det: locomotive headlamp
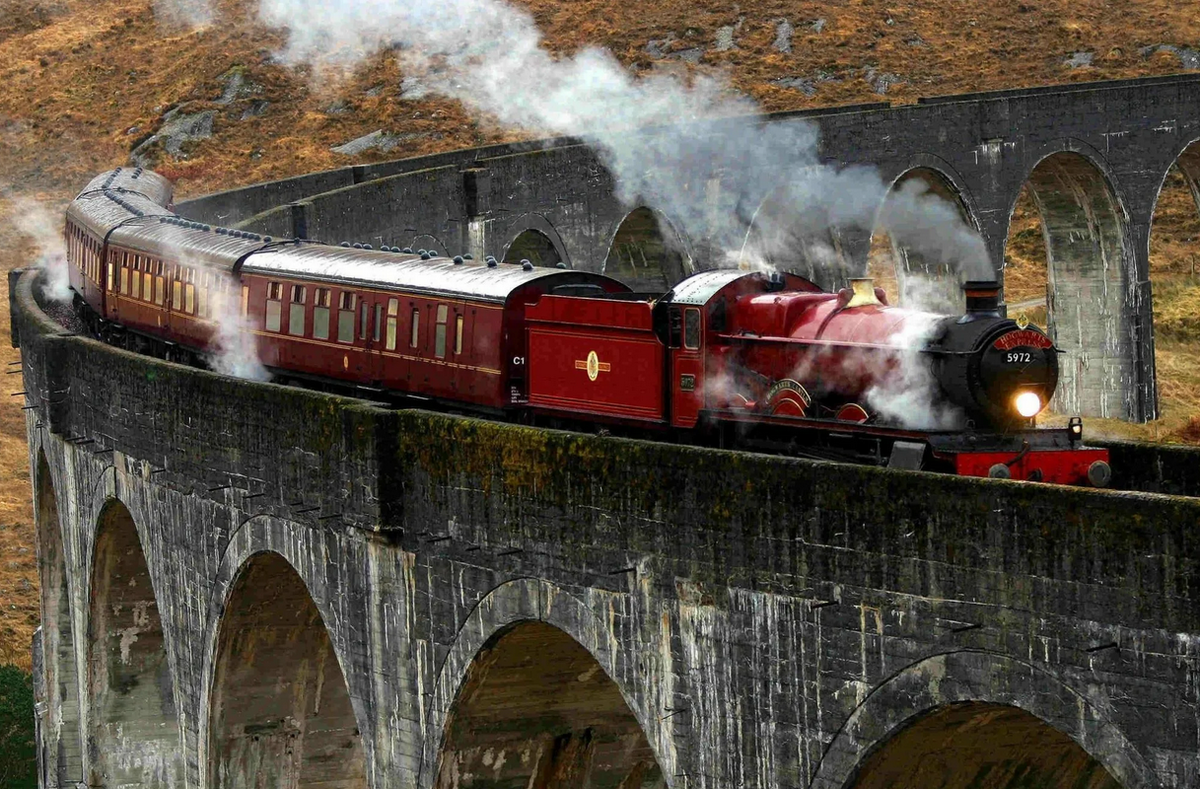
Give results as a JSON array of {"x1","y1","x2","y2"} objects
[{"x1": 1015, "y1": 391, "x2": 1042, "y2": 418}]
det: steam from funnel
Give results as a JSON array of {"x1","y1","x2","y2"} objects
[{"x1": 5, "y1": 194, "x2": 72, "y2": 302}]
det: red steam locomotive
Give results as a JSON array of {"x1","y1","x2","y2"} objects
[{"x1": 61, "y1": 168, "x2": 1111, "y2": 486}]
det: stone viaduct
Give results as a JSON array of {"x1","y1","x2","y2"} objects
[
  {"x1": 13, "y1": 74, "x2": 1200, "y2": 789},
  {"x1": 180, "y1": 72, "x2": 1200, "y2": 424}
]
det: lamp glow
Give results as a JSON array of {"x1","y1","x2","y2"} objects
[{"x1": 1015, "y1": 392, "x2": 1042, "y2": 418}]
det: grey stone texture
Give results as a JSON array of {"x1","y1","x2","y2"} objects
[{"x1": 11, "y1": 256, "x2": 1200, "y2": 788}]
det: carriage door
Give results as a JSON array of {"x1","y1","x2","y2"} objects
[{"x1": 670, "y1": 306, "x2": 705, "y2": 428}]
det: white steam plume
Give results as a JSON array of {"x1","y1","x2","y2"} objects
[
  {"x1": 206, "y1": 276, "x2": 270, "y2": 381},
  {"x1": 5, "y1": 194, "x2": 71, "y2": 302},
  {"x1": 859, "y1": 313, "x2": 964, "y2": 431},
  {"x1": 246, "y1": 0, "x2": 991, "y2": 284},
  {"x1": 152, "y1": 0, "x2": 212, "y2": 29}
]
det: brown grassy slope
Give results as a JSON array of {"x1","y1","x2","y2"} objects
[{"x1": 1, "y1": 0, "x2": 1200, "y2": 663}]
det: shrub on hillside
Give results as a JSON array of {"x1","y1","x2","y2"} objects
[{"x1": 0, "y1": 664, "x2": 35, "y2": 789}]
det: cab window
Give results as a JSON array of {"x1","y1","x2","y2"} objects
[{"x1": 684, "y1": 308, "x2": 701, "y2": 350}]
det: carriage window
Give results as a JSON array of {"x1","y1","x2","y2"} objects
[
  {"x1": 265, "y1": 281, "x2": 283, "y2": 333},
  {"x1": 288, "y1": 284, "x2": 306, "y2": 336},
  {"x1": 684, "y1": 308, "x2": 701, "y2": 350},
  {"x1": 185, "y1": 282, "x2": 195, "y2": 314},
  {"x1": 337, "y1": 292, "x2": 356, "y2": 343},
  {"x1": 239, "y1": 284, "x2": 248, "y2": 319},
  {"x1": 385, "y1": 298, "x2": 399, "y2": 351},
  {"x1": 172, "y1": 277, "x2": 183, "y2": 311},
  {"x1": 374, "y1": 304, "x2": 382, "y2": 343},
  {"x1": 359, "y1": 302, "x2": 369, "y2": 340},
  {"x1": 434, "y1": 304, "x2": 448, "y2": 359},
  {"x1": 313, "y1": 288, "x2": 332, "y2": 340},
  {"x1": 454, "y1": 314, "x2": 464, "y2": 355},
  {"x1": 154, "y1": 262, "x2": 165, "y2": 306},
  {"x1": 410, "y1": 308, "x2": 420, "y2": 348},
  {"x1": 120, "y1": 260, "x2": 129, "y2": 294},
  {"x1": 106, "y1": 259, "x2": 115, "y2": 291}
]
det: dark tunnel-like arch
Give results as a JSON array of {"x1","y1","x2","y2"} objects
[
  {"x1": 503, "y1": 228, "x2": 564, "y2": 268},
  {"x1": 434, "y1": 620, "x2": 665, "y2": 788},
  {"x1": 1005, "y1": 150, "x2": 1131, "y2": 419},
  {"x1": 86, "y1": 499, "x2": 181, "y2": 786},
  {"x1": 1146, "y1": 139, "x2": 1200, "y2": 432},
  {"x1": 603, "y1": 207, "x2": 691, "y2": 293},
  {"x1": 846, "y1": 702, "x2": 1122, "y2": 789},
  {"x1": 207, "y1": 551, "x2": 365, "y2": 788},
  {"x1": 35, "y1": 451, "x2": 82, "y2": 785},
  {"x1": 868, "y1": 167, "x2": 977, "y2": 314}
]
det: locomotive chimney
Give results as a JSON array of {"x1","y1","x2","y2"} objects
[
  {"x1": 845, "y1": 277, "x2": 882, "y2": 308},
  {"x1": 961, "y1": 280, "x2": 1001, "y2": 321}
]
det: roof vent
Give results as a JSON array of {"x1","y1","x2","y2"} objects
[
  {"x1": 417, "y1": 248, "x2": 427, "y2": 255},
  {"x1": 522, "y1": 261, "x2": 534, "y2": 271},
  {"x1": 421, "y1": 252, "x2": 432, "y2": 260},
  {"x1": 340, "y1": 241, "x2": 350, "y2": 248},
  {"x1": 556, "y1": 262, "x2": 567, "y2": 269},
  {"x1": 263, "y1": 236, "x2": 272, "y2": 243},
  {"x1": 487, "y1": 258, "x2": 498, "y2": 268},
  {"x1": 463, "y1": 253, "x2": 473, "y2": 260},
  {"x1": 361, "y1": 244, "x2": 371, "y2": 250},
  {"x1": 429, "y1": 250, "x2": 439, "y2": 257},
  {"x1": 453, "y1": 255, "x2": 464, "y2": 265},
  {"x1": 402, "y1": 247, "x2": 413, "y2": 254}
]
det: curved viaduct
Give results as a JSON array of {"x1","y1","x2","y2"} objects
[
  {"x1": 11, "y1": 245, "x2": 1200, "y2": 789},
  {"x1": 179, "y1": 73, "x2": 1200, "y2": 423}
]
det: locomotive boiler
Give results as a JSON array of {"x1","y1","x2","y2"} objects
[{"x1": 60, "y1": 167, "x2": 1111, "y2": 487}]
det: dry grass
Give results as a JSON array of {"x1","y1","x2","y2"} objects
[{"x1": 0, "y1": 0, "x2": 1199, "y2": 662}]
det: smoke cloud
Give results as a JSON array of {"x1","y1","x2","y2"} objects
[
  {"x1": 152, "y1": 0, "x2": 212, "y2": 29},
  {"x1": 5, "y1": 194, "x2": 71, "y2": 302},
  {"x1": 205, "y1": 278, "x2": 270, "y2": 381}
]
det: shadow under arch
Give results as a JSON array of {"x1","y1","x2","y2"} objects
[
  {"x1": 809, "y1": 651, "x2": 1151, "y2": 789},
  {"x1": 35, "y1": 449, "x2": 83, "y2": 786},
  {"x1": 206, "y1": 549, "x2": 366, "y2": 788},
  {"x1": 603, "y1": 206, "x2": 693, "y2": 292},
  {"x1": 423, "y1": 578, "x2": 668, "y2": 789},
  {"x1": 1004, "y1": 145, "x2": 1133, "y2": 419},
  {"x1": 868, "y1": 165, "x2": 980, "y2": 314},
  {"x1": 86, "y1": 498, "x2": 182, "y2": 787},
  {"x1": 501, "y1": 213, "x2": 570, "y2": 268}
]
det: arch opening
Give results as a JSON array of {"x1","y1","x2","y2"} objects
[
  {"x1": 846, "y1": 702, "x2": 1122, "y2": 789},
  {"x1": 867, "y1": 168, "x2": 975, "y2": 314},
  {"x1": 435, "y1": 620, "x2": 664, "y2": 789},
  {"x1": 603, "y1": 207, "x2": 691, "y2": 293},
  {"x1": 207, "y1": 552, "x2": 365, "y2": 788},
  {"x1": 1147, "y1": 144, "x2": 1200, "y2": 441},
  {"x1": 1005, "y1": 151, "x2": 1130, "y2": 419},
  {"x1": 86, "y1": 500, "x2": 181, "y2": 786},
  {"x1": 503, "y1": 228, "x2": 563, "y2": 268},
  {"x1": 740, "y1": 178, "x2": 855, "y2": 292},
  {"x1": 35, "y1": 451, "x2": 82, "y2": 785}
]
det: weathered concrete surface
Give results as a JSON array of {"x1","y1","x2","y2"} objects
[
  {"x1": 177, "y1": 73, "x2": 1200, "y2": 422},
  {"x1": 12, "y1": 262, "x2": 1200, "y2": 789}
]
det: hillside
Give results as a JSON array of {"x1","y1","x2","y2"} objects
[{"x1": 2, "y1": 0, "x2": 1200, "y2": 666}]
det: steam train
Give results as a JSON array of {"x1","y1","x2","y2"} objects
[{"x1": 60, "y1": 168, "x2": 1111, "y2": 486}]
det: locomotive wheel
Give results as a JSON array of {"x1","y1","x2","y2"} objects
[
  {"x1": 987, "y1": 463, "x2": 1011, "y2": 479},
  {"x1": 1087, "y1": 460, "x2": 1112, "y2": 488}
]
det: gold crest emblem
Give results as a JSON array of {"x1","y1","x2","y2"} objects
[
  {"x1": 1016, "y1": 313, "x2": 1029, "y2": 330},
  {"x1": 575, "y1": 350, "x2": 612, "y2": 382}
]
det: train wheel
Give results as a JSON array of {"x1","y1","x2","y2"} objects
[
  {"x1": 987, "y1": 463, "x2": 1011, "y2": 479},
  {"x1": 1087, "y1": 460, "x2": 1112, "y2": 488}
]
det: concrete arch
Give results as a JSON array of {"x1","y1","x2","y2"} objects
[
  {"x1": 421, "y1": 578, "x2": 668, "y2": 789},
  {"x1": 200, "y1": 519, "x2": 369, "y2": 789},
  {"x1": 1004, "y1": 144, "x2": 1135, "y2": 419},
  {"x1": 810, "y1": 650, "x2": 1153, "y2": 789},
  {"x1": 501, "y1": 213, "x2": 571, "y2": 268},
  {"x1": 602, "y1": 206, "x2": 694, "y2": 292},
  {"x1": 868, "y1": 162, "x2": 983, "y2": 314},
  {"x1": 86, "y1": 498, "x2": 182, "y2": 787},
  {"x1": 34, "y1": 448, "x2": 83, "y2": 787}
]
